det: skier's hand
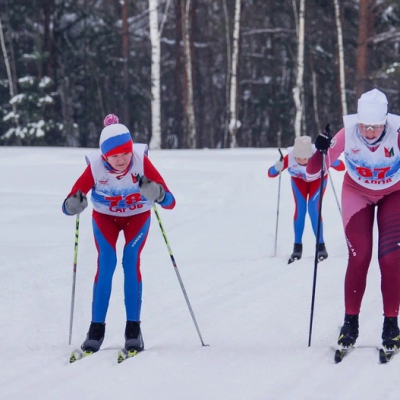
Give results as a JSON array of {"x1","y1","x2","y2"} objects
[
  {"x1": 139, "y1": 176, "x2": 165, "y2": 203},
  {"x1": 315, "y1": 124, "x2": 333, "y2": 154},
  {"x1": 64, "y1": 190, "x2": 88, "y2": 215},
  {"x1": 274, "y1": 160, "x2": 284, "y2": 172}
]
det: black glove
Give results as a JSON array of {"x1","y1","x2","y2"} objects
[
  {"x1": 64, "y1": 190, "x2": 88, "y2": 215},
  {"x1": 139, "y1": 176, "x2": 165, "y2": 203},
  {"x1": 315, "y1": 124, "x2": 333, "y2": 154}
]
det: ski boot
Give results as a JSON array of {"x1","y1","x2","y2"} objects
[
  {"x1": 337, "y1": 314, "x2": 359, "y2": 347},
  {"x1": 288, "y1": 243, "x2": 302, "y2": 264},
  {"x1": 125, "y1": 321, "x2": 144, "y2": 352},
  {"x1": 317, "y1": 243, "x2": 328, "y2": 261},
  {"x1": 118, "y1": 321, "x2": 144, "y2": 363},
  {"x1": 81, "y1": 322, "x2": 105, "y2": 353},
  {"x1": 382, "y1": 317, "x2": 400, "y2": 349},
  {"x1": 380, "y1": 317, "x2": 400, "y2": 362}
]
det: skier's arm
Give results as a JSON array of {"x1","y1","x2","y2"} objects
[
  {"x1": 268, "y1": 155, "x2": 289, "y2": 177},
  {"x1": 331, "y1": 159, "x2": 346, "y2": 171},
  {"x1": 143, "y1": 156, "x2": 176, "y2": 209},
  {"x1": 306, "y1": 128, "x2": 345, "y2": 180},
  {"x1": 62, "y1": 166, "x2": 94, "y2": 215}
]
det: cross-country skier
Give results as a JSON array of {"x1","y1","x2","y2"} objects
[
  {"x1": 307, "y1": 88, "x2": 400, "y2": 352},
  {"x1": 62, "y1": 114, "x2": 175, "y2": 354},
  {"x1": 268, "y1": 136, "x2": 345, "y2": 263}
]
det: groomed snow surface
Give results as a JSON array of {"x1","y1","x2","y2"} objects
[{"x1": 1, "y1": 147, "x2": 397, "y2": 400}]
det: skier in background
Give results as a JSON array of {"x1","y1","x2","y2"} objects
[
  {"x1": 307, "y1": 88, "x2": 400, "y2": 353},
  {"x1": 268, "y1": 135, "x2": 345, "y2": 263},
  {"x1": 62, "y1": 114, "x2": 175, "y2": 354}
]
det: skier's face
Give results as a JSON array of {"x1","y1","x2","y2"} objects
[
  {"x1": 295, "y1": 157, "x2": 308, "y2": 166},
  {"x1": 358, "y1": 123, "x2": 385, "y2": 140},
  {"x1": 106, "y1": 152, "x2": 132, "y2": 171}
]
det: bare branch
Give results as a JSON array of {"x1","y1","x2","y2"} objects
[{"x1": 368, "y1": 29, "x2": 400, "y2": 44}]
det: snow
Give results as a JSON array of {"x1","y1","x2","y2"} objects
[{"x1": 0, "y1": 146, "x2": 397, "y2": 400}]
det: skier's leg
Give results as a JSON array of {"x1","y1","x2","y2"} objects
[
  {"x1": 307, "y1": 176, "x2": 328, "y2": 244},
  {"x1": 291, "y1": 177, "x2": 308, "y2": 244},
  {"x1": 82, "y1": 211, "x2": 120, "y2": 351},
  {"x1": 91, "y1": 211, "x2": 120, "y2": 322},
  {"x1": 121, "y1": 211, "x2": 151, "y2": 322},
  {"x1": 341, "y1": 183, "x2": 375, "y2": 315},
  {"x1": 121, "y1": 211, "x2": 151, "y2": 351},
  {"x1": 376, "y1": 189, "x2": 400, "y2": 318},
  {"x1": 336, "y1": 182, "x2": 374, "y2": 346}
]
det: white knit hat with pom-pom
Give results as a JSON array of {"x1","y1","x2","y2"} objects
[{"x1": 99, "y1": 114, "x2": 133, "y2": 157}]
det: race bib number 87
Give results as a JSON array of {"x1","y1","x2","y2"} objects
[{"x1": 355, "y1": 166, "x2": 390, "y2": 179}]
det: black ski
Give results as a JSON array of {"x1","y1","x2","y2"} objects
[
  {"x1": 117, "y1": 348, "x2": 141, "y2": 363},
  {"x1": 70, "y1": 345, "x2": 125, "y2": 363},
  {"x1": 288, "y1": 256, "x2": 326, "y2": 265},
  {"x1": 334, "y1": 345, "x2": 353, "y2": 363},
  {"x1": 69, "y1": 349, "x2": 94, "y2": 363},
  {"x1": 379, "y1": 347, "x2": 397, "y2": 363}
]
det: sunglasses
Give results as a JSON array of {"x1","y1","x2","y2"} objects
[{"x1": 359, "y1": 123, "x2": 385, "y2": 131}]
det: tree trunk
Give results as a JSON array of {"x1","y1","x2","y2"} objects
[
  {"x1": 309, "y1": 51, "x2": 320, "y2": 132},
  {"x1": 121, "y1": 0, "x2": 130, "y2": 124},
  {"x1": 159, "y1": 0, "x2": 172, "y2": 36},
  {"x1": 149, "y1": 0, "x2": 162, "y2": 149},
  {"x1": 59, "y1": 74, "x2": 80, "y2": 147},
  {"x1": 356, "y1": 0, "x2": 371, "y2": 99},
  {"x1": 42, "y1": 0, "x2": 53, "y2": 79},
  {"x1": 229, "y1": 0, "x2": 241, "y2": 148},
  {"x1": 174, "y1": 0, "x2": 183, "y2": 148},
  {"x1": 334, "y1": 0, "x2": 347, "y2": 116},
  {"x1": 222, "y1": 0, "x2": 231, "y2": 148},
  {"x1": 0, "y1": 15, "x2": 19, "y2": 129},
  {"x1": 293, "y1": 0, "x2": 305, "y2": 138},
  {"x1": 182, "y1": 0, "x2": 196, "y2": 148}
]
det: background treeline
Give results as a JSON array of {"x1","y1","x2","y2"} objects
[{"x1": 0, "y1": 0, "x2": 399, "y2": 149}]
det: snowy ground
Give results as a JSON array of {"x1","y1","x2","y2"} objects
[{"x1": 0, "y1": 146, "x2": 397, "y2": 400}]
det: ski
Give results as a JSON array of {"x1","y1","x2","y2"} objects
[
  {"x1": 117, "y1": 348, "x2": 141, "y2": 364},
  {"x1": 69, "y1": 349, "x2": 94, "y2": 363},
  {"x1": 379, "y1": 347, "x2": 397, "y2": 364},
  {"x1": 334, "y1": 345, "x2": 353, "y2": 363},
  {"x1": 288, "y1": 256, "x2": 326, "y2": 265}
]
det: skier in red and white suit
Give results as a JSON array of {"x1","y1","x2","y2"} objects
[
  {"x1": 307, "y1": 89, "x2": 400, "y2": 350},
  {"x1": 268, "y1": 136, "x2": 345, "y2": 262},
  {"x1": 62, "y1": 114, "x2": 175, "y2": 354}
]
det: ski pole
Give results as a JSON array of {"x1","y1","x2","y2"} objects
[
  {"x1": 308, "y1": 152, "x2": 326, "y2": 347},
  {"x1": 68, "y1": 214, "x2": 80, "y2": 345},
  {"x1": 152, "y1": 205, "x2": 208, "y2": 347},
  {"x1": 328, "y1": 169, "x2": 342, "y2": 216},
  {"x1": 273, "y1": 148, "x2": 284, "y2": 257}
]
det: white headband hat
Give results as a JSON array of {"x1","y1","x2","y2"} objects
[
  {"x1": 293, "y1": 135, "x2": 312, "y2": 159},
  {"x1": 357, "y1": 89, "x2": 388, "y2": 125}
]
